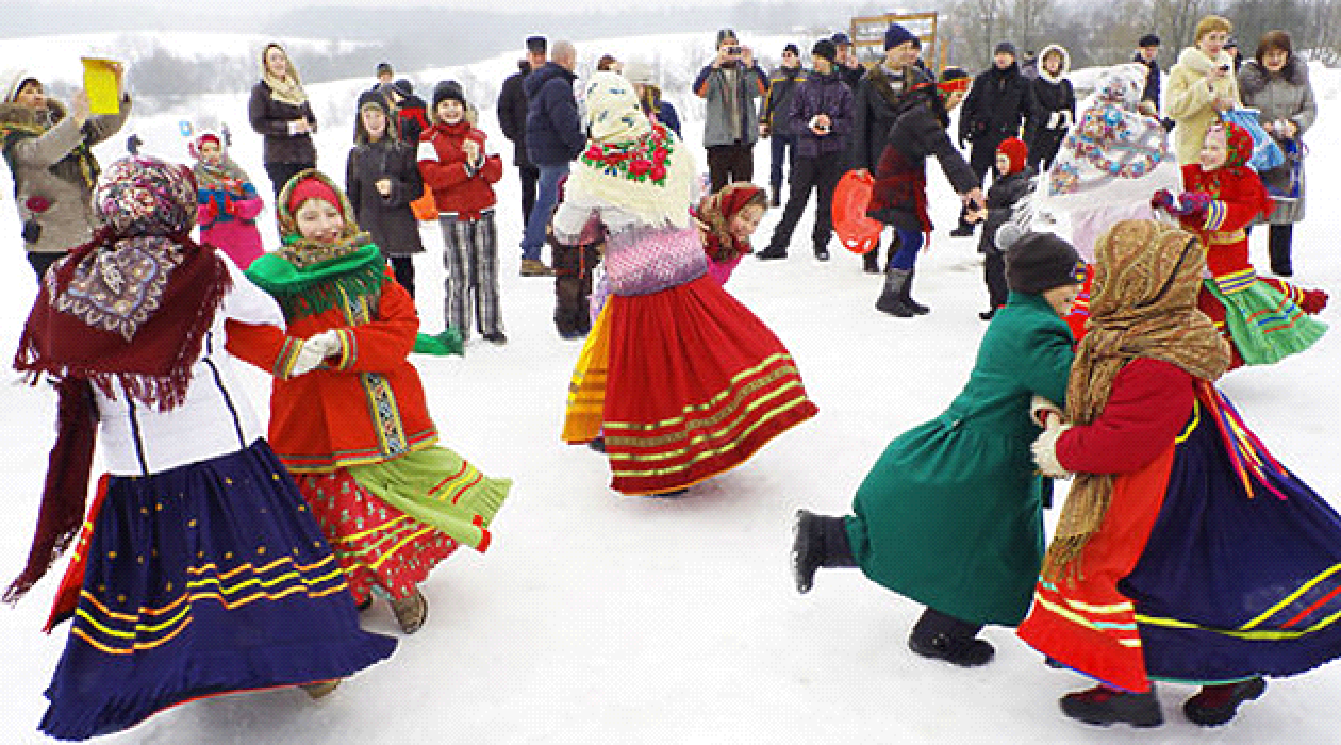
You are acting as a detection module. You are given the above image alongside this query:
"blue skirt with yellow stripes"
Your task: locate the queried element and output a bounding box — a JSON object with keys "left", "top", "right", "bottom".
{"left": 40, "top": 440, "right": 396, "bottom": 741}
{"left": 1122, "top": 392, "right": 1341, "bottom": 684}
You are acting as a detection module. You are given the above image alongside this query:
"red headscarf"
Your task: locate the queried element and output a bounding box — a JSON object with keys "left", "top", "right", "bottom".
{"left": 696, "top": 183, "right": 766, "bottom": 263}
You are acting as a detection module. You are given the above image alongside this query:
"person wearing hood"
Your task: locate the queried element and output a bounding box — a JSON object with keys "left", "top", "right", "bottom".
{"left": 521, "top": 39, "right": 584, "bottom": 277}
{"left": 248, "top": 43, "right": 318, "bottom": 196}
{"left": 1024, "top": 44, "right": 1075, "bottom": 171}
{"left": 757, "top": 39, "right": 853, "bottom": 262}
{"left": 346, "top": 89, "right": 425, "bottom": 296}
{"left": 191, "top": 129, "right": 265, "bottom": 268}
{"left": 954, "top": 41, "right": 1033, "bottom": 237}
{"left": 419, "top": 80, "right": 507, "bottom": 345}
{"left": 1165, "top": 15, "right": 1241, "bottom": 165}
{"left": 498, "top": 35, "right": 546, "bottom": 239}
{"left": 1, "top": 67, "right": 131, "bottom": 280}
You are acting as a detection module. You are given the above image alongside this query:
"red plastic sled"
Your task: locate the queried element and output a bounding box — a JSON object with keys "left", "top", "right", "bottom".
{"left": 831, "top": 170, "right": 882, "bottom": 254}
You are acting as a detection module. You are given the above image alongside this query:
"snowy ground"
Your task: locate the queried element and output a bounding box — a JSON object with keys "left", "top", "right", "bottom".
{"left": 1, "top": 40, "right": 1340, "bottom": 744}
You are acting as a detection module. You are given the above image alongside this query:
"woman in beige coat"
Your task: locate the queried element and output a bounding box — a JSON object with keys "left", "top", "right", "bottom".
{"left": 0, "top": 68, "right": 131, "bottom": 280}
{"left": 1165, "top": 15, "right": 1240, "bottom": 165}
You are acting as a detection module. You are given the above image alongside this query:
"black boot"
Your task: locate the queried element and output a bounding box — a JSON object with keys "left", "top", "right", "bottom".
{"left": 908, "top": 608, "right": 994, "bottom": 666}
{"left": 903, "top": 267, "right": 929, "bottom": 315}
{"left": 1060, "top": 685, "right": 1164, "bottom": 728}
{"left": 757, "top": 244, "right": 788, "bottom": 260}
{"left": 1269, "top": 225, "right": 1293, "bottom": 277}
{"left": 791, "top": 509, "right": 857, "bottom": 594}
{"left": 862, "top": 250, "right": 880, "bottom": 274}
{"left": 814, "top": 245, "right": 830, "bottom": 262}
{"left": 1182, "top": 677, "right": 1266, "bottom": 727}
{"left": 876, "top": 269, "right": 916, "bottom": 317}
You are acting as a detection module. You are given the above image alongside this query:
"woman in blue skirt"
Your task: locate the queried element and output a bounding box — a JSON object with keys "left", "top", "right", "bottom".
{"left": 8, "top": 155, "right": 395, "bottom": 741}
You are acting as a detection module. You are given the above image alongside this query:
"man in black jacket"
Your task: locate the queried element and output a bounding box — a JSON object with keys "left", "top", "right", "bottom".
{"left": 498, "top": 35, "right": 546, "bottom": 247}
{"left": 953, "top": 42, "right": 1031, "bottom": 236}
{"left": 760, "top": 44, "right": 805, "bottom": 206}
{"left": 521, "top": 39, "right": 584, "bottom": 277}
{"left": 1134, "top": 33, "right": 1162, "bottom": 116}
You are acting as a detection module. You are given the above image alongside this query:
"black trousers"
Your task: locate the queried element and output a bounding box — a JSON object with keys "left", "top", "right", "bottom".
{"left": 518, "top": 164, "right": 540, "bottom": 226}
{"left": 552, "top": 240, "right": 602, "bottom": 335}
{"left": 389, "top": 255, "right": 416, "bottom": 298}
{"left": 707, "top": 141, "right": 755, "bottom": 193}
{"left": 768, "top": 155, "right": 845, "bottom": 251}
{"left": 264, "top": 162, "right": 313, "bottom": 198}
{"left": 984, "top": 248, "right": 1008, "bottom": 309}
{"left": 1269, "top": 224, "right": 1294, "bottom": 275}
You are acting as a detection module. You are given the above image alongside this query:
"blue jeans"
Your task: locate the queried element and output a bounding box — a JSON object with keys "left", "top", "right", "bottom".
{"left": 769, "top": 134, "right": 795, "bottom": 189}
{"left": 522, "top": 162, "right": 569, "bottom": 262}
{"left": 888, "top": 228, "right": 924, "bottom": 270}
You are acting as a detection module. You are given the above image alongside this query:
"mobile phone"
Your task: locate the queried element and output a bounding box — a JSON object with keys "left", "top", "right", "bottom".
{"left": 1219, "top": 64, "right": 1230, "bottom": 71}
{"left": 727, "top": 45, "right": 742, "bottom": 55}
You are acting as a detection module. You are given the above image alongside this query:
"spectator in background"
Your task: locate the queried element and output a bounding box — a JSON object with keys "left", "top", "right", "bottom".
{"left": 954, "top": 42, "right": 1031, "bottom": 237}
{"left": 376, "top": 62, "right": 394, "bottom": 88}
{"left": 831, "top": 32, "right": 865, "bottom": 90}
{"left": 757, "top": 39, "right": 852, "bottom": 263}
{"left": 521, "top": 39, "right": 584, "bottom": 277}
{"left": 498, "top": 35, "right": 546, "bottom": 248}
{"left": 848, "top": 22, "right": 929, "bottom": 274}
{"left": 694, "top": 29, "right": 768, "bottom": 192}
{"left": 1225, "top": 36, "right": 1244, "bottom": 72}
{"left": 1166, "top": 15, "right": 1240, "bottom": 165}
{"left": 249, "top": 43, "right": 317, "bottom": 196}
{"left": 1024, "top": 44, "right": 1075, "bottom": 171}
{"left": 759, "top": 44, "right": 805, "bottom": 206}
{"left": 1239, "top": 30, "right": 1317, "bottom": 277}
{"left": 389, "top": 79, "right": 429, "bottom": 145}
{"left": 1, "top": 67, "right": 131, "bottom": 281}
{"left": 347, "top": 90, "right": 424, "bottom": 296}
{"left": 625, "top": 59, "right": 681, "bottom": 138}
{"left": 192, "top": 129, "right": 265, "bottom": 268}
{"left": 1133, "top": 33, "right": 1163, "bottom": 117}
{"left": 597, "top": 54, "right": 622, "bottom": 73}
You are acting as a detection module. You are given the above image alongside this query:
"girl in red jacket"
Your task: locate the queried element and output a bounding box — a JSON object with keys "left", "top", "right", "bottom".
{"left": 229, "top": 170, "right": 511, "bottom": 633}
{"left": 1152, "top": 120, "right": 1325, "bottom": 367}
{"left": 418, "top": 81, "right": 507, "bottom": 344}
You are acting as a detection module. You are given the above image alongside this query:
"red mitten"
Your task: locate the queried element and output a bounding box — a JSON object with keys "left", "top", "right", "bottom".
{"left": 1151, "top": 188, "right": 1175, "bottom": 212}
{"left": 1300, "top": 288, "right": 1328, "bottom": 314}
{"left": 1176, "top": 191, "right": 1211, "bottom": 218}
{"left": 196, "top": 202, "right": 218, "bottom": 226}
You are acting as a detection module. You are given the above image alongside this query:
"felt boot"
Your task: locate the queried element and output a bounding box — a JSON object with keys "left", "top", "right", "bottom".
{"left": 876, "top": 268, "right": 916, "bottom": 317}
{"left": 791, "top": 509, "right": 857, "bottom": 594}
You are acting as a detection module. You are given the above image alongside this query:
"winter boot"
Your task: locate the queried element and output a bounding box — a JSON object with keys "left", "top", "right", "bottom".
{"left": 814, "top": 245, "right": 830, "bottom": 261}
{"left": 757, "top": 244, "right": 788, "bottom": 261}
{"left": 907, "top": 608, "right": 994, "bottom": 667}
{"left": 588, "top": 435, "right": 607, "bottom": 453}
{"left": 1182, "top": 677, "right": 1266, "bottom": 727}
{"left": 862, "top": 249, "right": 880, "bottom": 274}
{"left": 1268, "top": 226, "right": 1293, "bottom": 277}
{"left": 389, "top": 588, "right": 428, "bottom": 634}
{"left": 1060, "top": 684, "right": 1164, "bottom": 728}
{"left": 876, "top": 269, "right": 917, "bottom": 317}
{"left": 791, "top": 509, "right": 857, "bottom": 594}
{"left": 903, "top": 267, "right": 929, "bottom": 315}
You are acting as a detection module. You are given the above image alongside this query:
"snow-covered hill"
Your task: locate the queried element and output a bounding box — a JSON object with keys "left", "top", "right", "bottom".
{"left": 1, "top": 33, "right": 1339, "bottom": 745}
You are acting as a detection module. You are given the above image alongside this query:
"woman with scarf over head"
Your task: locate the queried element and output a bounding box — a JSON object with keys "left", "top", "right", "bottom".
{"left": 1019, "top": 218, "right": 1341, "bottom": 729}
{"left": 191, "top": 129, "right": 266, "bottom": 267}
{"left": 8, "top": 156, "right": 395, "bottom": 741}
{"left": 558, "top": 72, "right": 816, "bottom": 496}
{"left": 249, "top": 43, "right": 318, "bottom": 196}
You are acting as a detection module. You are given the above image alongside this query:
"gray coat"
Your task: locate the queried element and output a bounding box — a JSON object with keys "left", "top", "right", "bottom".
{"left": 693, "top": 63, "right": 765, "bottom": 148}
{"left": 1239, "top": 60, "right": 1315, "bottom": 224}
{"left": 1, "top": 97, "right": 131, "bottom": 255}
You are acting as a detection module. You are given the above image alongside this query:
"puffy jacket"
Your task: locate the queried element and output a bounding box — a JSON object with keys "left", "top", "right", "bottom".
{"left": 418, "top": 120, "right": 503, "bottom": 217}
{"left": 497, "top": 61, "right": 533, "bottom": 167}
{"left": 524, "top": 63, "right": 585, "bottom": 166}
{"left": 959, "top": 63, "right": 1032, "bottom": 145}
{"left": 760, "top": 66, "right": 805, "bottom": 131}
{"left": 788, "top": 68, "right": 853, "bottom": 159}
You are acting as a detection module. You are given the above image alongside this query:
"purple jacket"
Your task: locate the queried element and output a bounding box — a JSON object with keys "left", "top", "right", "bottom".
{"left": 788, "top": 69, "right": 853, "bottom": 160}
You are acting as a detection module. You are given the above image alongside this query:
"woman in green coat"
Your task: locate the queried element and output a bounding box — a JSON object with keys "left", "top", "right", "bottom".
{"left": 792, "top": 232, "right": 1082, "bottom": 667}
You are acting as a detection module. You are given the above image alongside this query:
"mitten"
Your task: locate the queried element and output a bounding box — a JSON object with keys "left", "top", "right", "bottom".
{"left": 1176, "top": 191, "right": 1211, "bottom": 218}
{"left": 1151, "top": 188, "right": 1175, "bottom": 212}
{"left": 1046, "top": 111, "right": 1061, "bottom": 130}
{"left": 304, "top": 330, "right": 344, "bottom": 358}
{"left": 1300, "top": 288, "right": 1329, "bottom": 314}
{"left": 289, "top": 338, "right": 328, "bottom": 377}
{"left": 1031, "top": 425, "right": 1073, "bottom": 479}
{"left": 232, "top": 196, "right": 264, "bottom": 221}
{"left": 1029, "top": 395, "right": 1063, "bottom": 428}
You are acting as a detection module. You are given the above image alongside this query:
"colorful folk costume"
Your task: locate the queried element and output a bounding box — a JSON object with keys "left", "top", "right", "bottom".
{"left": 696, "top": 182, "right": 766, "bottom": 285}
{"left": 9, "top": 156, "right": 394, "bottom": 741}
{"left": 1155, "top": 120, "right": 1325, "bottom": 369}
{"left": 792, "top": 233, "right": 1082, "bottom": 667}
{"left": 558, "top": 72, "right": 817, "bottom": 496}
{"left": 191, "top": 129, "right": 266, "bottom": 268}
{"left": 1036, "top": 63, "right": 1182, "bottom": 338}
{"left": 228, "top": 170, "right": 511, "bottom": 631}
{"left": 1019, "top": 219, "right": 1341, "bottom": 728}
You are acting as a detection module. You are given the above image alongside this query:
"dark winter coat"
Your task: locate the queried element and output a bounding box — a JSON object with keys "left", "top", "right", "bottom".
{"left": 868, "top": 91, "right": 979, "bottom": 233}
{"left": 396, "top": 94, "right": 430, "bottom": 147}
{"left": 976, "top": 168, "right": 1034, "bottom": 256}
{"left": 248, "top": 80, "right": 318, "bottom": 165}
{"left": 497, "top": 61, "right": 533, "bottom": 168}
{"left": 787, "top": 68, "right": 853, "bottom": 160}
{"left": 760, "top": 65, "right": 805, "bottom": 133}
{"left": 839, "top": 62, "right": 865, "bottom": 91}
{"left": 524, "top": 62, "right": 585, "bottom": 166}
{"left": 846, "top": 291, "right": 1073, "bottom": 626}
{"left": 1133, "top": 52, "right": 1162, "bottom": 113}
{"left": 1239, "top": 59, "right": 1316, "bottom": 224}
{"left": 0, "top": 96, "right": 131, "bottom": 255}
{"left": 848, "top": 63, "right": 930, "bottom": 172}
{"left": 646, "top": 97, "right": 682, "bottom": 138}
{"left": 959, "top": 63, "right": 1032, "bottom": 146}
{"left": 345, "top": 138, "right": 425, "bottom": 257}
{"left": 1024, "top": 47, "right": 1075, "bottom": 168}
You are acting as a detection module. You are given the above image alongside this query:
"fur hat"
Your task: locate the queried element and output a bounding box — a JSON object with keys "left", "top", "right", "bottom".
{"left": 1006, "top": 232, "right": 1082, "bottom": 294}
{"left": 431, "top": 80, "right": 466, "bottom": 110}
{"left": 526, "top": 35, "right": 547, "bottom": 54}
{"left": 811, "top": 40, "right": 837, "bottom": 65}
{"left": 994, "top": 42, "right": 1018, "bottom": 58}
{"left": 996, "top": 136, "right": 1028, "bottom": 175}
{"left": 1138, "top": 33, "right": 1160, "bottom": 48}
{"left": 884, "top": 23, "right": 916, "bottom": 51}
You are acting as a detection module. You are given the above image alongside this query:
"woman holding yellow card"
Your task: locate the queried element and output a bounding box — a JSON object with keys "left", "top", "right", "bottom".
{"left": 1, "top": 65, "right": 131, "bottom": 281}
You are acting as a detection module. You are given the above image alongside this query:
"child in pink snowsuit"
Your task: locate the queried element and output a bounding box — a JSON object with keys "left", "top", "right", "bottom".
{"left": 192, "top": 131, "right": 265, "bottom": 267}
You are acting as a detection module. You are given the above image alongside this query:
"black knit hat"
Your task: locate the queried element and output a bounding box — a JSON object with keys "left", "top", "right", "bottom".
{"left": 994, "top": 42, "right": 1018, "bottom": 58}
{"left": 1138, "top": 33, "right": 1161, "bottom": 48}
{"left": 357, "top": 90, "right": 390, "bottom": 116}
{"left": 1006, "top": 232, "right": 1081, "bottom": 294}
{"left": 783, "top": 43, "right": 799, "bottom": 56}
{"left": 526, "top": 35, "right": 547, "bottom": 54}
{"left": 392, "top": 79, "right": 414, "bottom": 98}
{"left": 884, "top": 22, "right": 916, "bottom": 51}
{"left": 830, "top": 32, "right": 852, "bottom": 47}
{"left": 431, "top": 80, "right": 466, "bottom": 110}
{"left": 811, "top": 39, "right": 837, "bottom": 64}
